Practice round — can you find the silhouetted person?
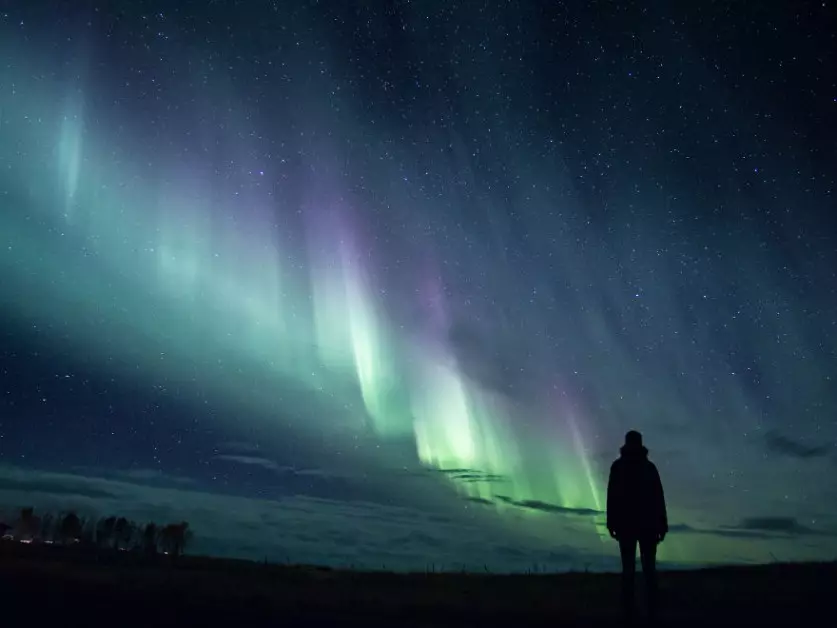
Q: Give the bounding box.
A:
[607,430,668,624]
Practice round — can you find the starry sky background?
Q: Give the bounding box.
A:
[1,0,835,572]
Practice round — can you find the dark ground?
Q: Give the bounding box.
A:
[0,541,834,627]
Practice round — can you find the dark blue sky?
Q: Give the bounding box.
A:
[0,0,835,571]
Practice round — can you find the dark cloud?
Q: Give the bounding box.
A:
[0,476,117,500]
[735,517,814,535]
[438,469,508,484]
[466,497,494,506]
[668,517,837,540]
[454,474,507,484]
[706,528,777,540]
[217,441,263,454]
[495,545,527,558]
[667,521,774,540]
[494,495,602,516]
[111,468,196,485]
[276,466,336,478]
[214,454,280,471]
[68,466,198,487]
[215,455,355,481]
[384,530,447,549]
[764,431,832,460]
[515,500,601,516]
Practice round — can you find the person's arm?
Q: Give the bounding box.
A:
[606,463,619,537]
[653,464,668,538]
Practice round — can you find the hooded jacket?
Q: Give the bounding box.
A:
[606,444,668,538]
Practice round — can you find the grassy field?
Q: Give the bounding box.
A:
[0,541,833,626]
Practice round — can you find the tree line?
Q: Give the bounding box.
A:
[0,507,192,557]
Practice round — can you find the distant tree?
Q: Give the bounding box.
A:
[113,516,129,550]
[16,507,41,541]
[160,521,191,558]
[159,524,174,555]
[1,509,193,560]
[142,522,159,555]
[96,516,116,549]
[119,519,136,550]
[58,511,83,544]
[80,517,97,546]
[40,513,55,542]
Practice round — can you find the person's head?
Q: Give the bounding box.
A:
[624,430,643,449]
[620,429,648,456]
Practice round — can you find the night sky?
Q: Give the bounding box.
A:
[1,0,835,572]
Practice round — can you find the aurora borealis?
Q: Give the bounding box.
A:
[1,1,836,571]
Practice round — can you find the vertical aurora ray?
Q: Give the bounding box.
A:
[565,410,608,539]
[462,390,522,503]
[538,387,603,512]
[408,268,483,478]
[338,229,403,436]
[567,413,604,511]
[306,206,355,374]
[306,204,413,437]
[410,348,477,469]
[57,93,84,222]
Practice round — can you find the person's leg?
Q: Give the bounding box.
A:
[619,537,638,620]
[639,537,659,620]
